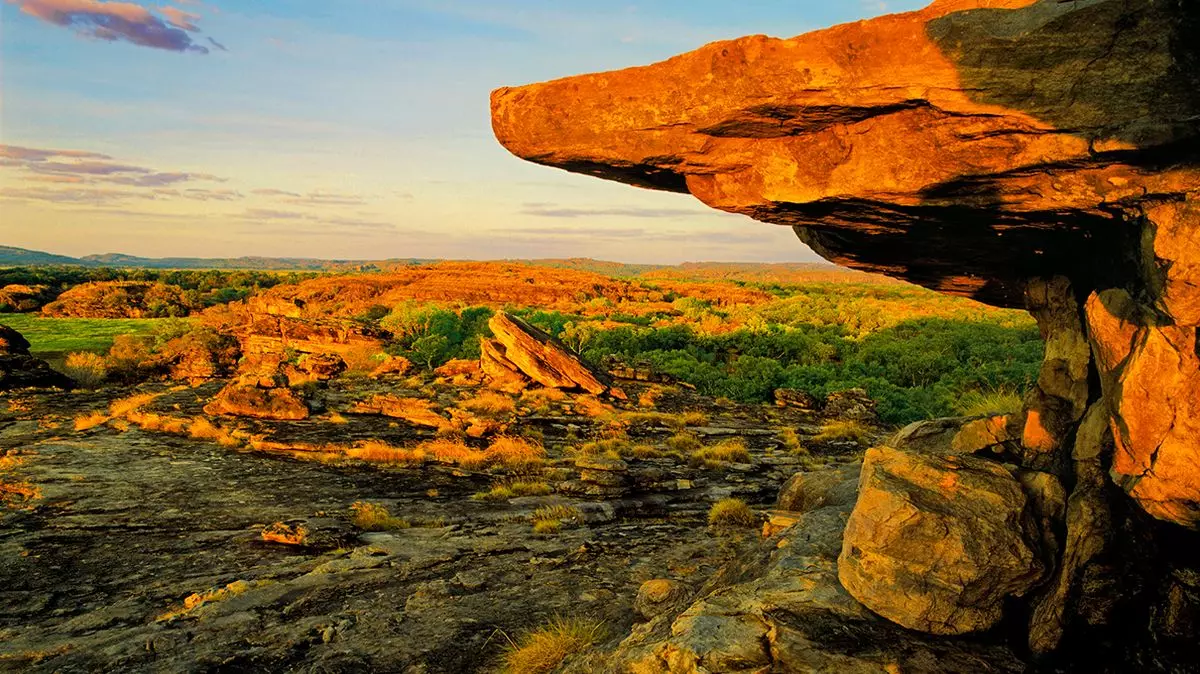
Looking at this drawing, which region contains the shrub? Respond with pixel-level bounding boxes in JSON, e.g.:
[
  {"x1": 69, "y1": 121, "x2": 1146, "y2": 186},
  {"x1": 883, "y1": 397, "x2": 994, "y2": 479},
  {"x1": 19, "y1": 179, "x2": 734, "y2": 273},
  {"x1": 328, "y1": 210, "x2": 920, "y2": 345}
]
[
  {"x1": 261, "y1": 522, "x2": 308, "y2": 545},
  {"x1": 708, "y1": 498, "x2": 757, "y2": 527},
  {"x1": 501, "y1": 616, "x2": 605, "y2": 674},
  {"x1": 349, "y1": 501, "x2": 410, "y2": 531},
  {"x1": 61, "y1": 352, "x2": 107, "y2": 388}
]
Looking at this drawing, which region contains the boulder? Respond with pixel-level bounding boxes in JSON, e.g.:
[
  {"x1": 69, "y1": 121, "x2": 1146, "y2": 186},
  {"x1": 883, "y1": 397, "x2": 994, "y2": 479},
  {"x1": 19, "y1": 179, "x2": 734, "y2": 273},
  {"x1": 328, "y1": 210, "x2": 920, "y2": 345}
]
[
  {"x1": 0, "y1": 324, "x2": 74, "y2": 390},
  {"x1": 633, "y1": 579, "x2": 689, "y2": 621},
  {"x1": 822, "y1": 388, "x2": 877, "y2": 422},
  {"x1": 838, "y1": 445, "x2": 1046, "y2": 635},
  {"x1": 776, "y1": 462, "x2": 860, "y2": 514},
  {"x1": 204, "y1": 378, "x2": 309, "y2": 420},
  {"x1": 348, "y1": 394, "x2": 448, "y2": 429},
  {"x1": 773, "y1": 387, "x2": 819, "y2": 411},
  {"x1": 0, "y1": 284, "x2": 56, "y2": 313},
  {"x1": 479, "y1": 338, "x2": 529, "y2": 391},
  {"x1": 368, "y1": 355, "x2": 411, "y2": 378},
  {"x1": 486, "y1": 312, "x2": 608, "y2": 395}
]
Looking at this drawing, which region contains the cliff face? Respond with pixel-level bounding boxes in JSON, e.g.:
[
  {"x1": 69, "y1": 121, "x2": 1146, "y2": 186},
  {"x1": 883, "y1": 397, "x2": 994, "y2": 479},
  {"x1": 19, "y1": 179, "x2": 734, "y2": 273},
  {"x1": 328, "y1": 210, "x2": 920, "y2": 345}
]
[{"x1": 491, "y1": 0, "x2": 1200, "y2": 660}]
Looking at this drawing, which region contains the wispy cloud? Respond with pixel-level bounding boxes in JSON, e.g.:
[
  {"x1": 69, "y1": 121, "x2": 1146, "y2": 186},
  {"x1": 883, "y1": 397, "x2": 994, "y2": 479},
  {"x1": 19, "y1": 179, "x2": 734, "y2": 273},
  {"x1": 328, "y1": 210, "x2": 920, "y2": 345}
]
[
  {"x1": 0, "y1": 143, "x2": 223, "y2": 188},
  {"x1": 520, "y1": 203, "x2": 734, "y2": 219},
  {"x1": 7, "y1": 0, "x2": 217, "y2": 53}
]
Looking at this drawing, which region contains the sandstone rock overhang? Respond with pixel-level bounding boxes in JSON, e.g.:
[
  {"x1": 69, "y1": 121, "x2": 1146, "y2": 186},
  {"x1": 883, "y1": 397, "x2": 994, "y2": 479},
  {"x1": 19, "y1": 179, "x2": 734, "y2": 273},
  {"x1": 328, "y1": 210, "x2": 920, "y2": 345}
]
[{"x1": 491, "y1": 0, "x2": 1200, "y2": 309}]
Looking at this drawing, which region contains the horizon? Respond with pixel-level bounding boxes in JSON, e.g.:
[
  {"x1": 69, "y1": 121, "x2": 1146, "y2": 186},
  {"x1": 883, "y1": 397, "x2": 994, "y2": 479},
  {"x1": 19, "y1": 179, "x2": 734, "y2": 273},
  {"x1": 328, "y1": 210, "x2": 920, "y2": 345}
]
[{"x1": 0, "y1": 0, "x2": 923, "y2": 264}]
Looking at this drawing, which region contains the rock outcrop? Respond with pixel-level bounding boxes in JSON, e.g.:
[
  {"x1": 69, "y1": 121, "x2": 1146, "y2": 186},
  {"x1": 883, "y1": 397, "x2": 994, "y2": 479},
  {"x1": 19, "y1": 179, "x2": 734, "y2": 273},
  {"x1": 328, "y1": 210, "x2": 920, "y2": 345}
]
[
  {"x1": 481, "y1": 312, "x2": 611, "y2": 395},
  {"x1": 0, "y1": 324, "x2": 74, "y2": 390},
  {"x1": 204, "y1": 375, "x2": 310, "y2": 421},
  {"x1": 0, "y1": 284, "x2": 57, "y2": 313},
  {"x1": 41, "y1": 281, "x2": 196, "y2": 318},
  {"x1": 491, "y1": 0, "x2": 1200, "y2": 662}
]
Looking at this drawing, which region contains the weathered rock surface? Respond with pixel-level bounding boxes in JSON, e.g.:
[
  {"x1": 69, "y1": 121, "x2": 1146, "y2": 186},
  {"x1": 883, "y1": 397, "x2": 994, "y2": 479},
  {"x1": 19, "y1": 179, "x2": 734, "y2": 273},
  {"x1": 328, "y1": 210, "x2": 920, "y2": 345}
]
[
  {"x1": 483, "y1": 312, "x2": 609, "y2": 395},
  {"x1": 838, "y1": 445, "x2": 1046, "y2": 635},
  {"x1": 0, "y1": 324, "x2": 74, "y2": 391}
]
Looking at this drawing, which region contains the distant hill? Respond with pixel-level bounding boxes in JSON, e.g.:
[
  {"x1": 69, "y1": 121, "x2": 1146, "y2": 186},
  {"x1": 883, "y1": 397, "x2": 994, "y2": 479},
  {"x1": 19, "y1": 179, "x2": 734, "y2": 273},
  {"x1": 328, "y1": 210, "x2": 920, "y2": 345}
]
[
  {"x1": 1, "y1": 245, "x2": 879, "y2": 282},
  {"x1": 78, "y1": 253, "x2": 435, "y2": 271},
  {"x1": 0, "y1": 246, "x2": 94, "y2": 267}
]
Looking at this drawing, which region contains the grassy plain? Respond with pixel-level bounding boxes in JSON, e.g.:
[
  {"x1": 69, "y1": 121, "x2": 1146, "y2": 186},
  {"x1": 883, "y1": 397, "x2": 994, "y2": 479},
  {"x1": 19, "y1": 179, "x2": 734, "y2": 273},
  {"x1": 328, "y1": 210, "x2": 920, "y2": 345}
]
[{"x1": 0, "y1": 314, "x2": 169, "y2": 363}]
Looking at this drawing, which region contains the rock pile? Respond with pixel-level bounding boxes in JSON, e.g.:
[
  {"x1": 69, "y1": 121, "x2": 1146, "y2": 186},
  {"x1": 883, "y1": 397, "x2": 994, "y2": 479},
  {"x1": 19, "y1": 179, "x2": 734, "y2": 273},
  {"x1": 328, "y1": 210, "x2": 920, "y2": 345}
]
[{"x1": 480, "y1": 312, "x2": 616, "y2": 396}]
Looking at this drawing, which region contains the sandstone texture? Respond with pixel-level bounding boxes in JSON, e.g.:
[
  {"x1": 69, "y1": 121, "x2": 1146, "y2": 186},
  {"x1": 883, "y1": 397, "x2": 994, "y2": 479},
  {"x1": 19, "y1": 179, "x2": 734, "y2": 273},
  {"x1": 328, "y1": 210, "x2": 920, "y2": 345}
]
[
  {"x1": 0, "y1": 324, "x2": 74, "y2": 391},
  {"x1": 838, "y1": 445, "x2": 1046, "y2": 634},
  {"x1": 482, "y1": 312, "x2": 610, "y2": 395}
]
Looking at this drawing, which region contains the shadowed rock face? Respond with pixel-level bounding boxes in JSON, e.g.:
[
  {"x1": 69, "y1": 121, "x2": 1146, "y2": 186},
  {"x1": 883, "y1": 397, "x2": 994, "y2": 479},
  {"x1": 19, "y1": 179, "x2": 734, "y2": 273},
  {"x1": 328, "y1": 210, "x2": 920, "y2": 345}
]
[{"x1": 492, "y1": 0, "x2": 1199, "y2": 308}]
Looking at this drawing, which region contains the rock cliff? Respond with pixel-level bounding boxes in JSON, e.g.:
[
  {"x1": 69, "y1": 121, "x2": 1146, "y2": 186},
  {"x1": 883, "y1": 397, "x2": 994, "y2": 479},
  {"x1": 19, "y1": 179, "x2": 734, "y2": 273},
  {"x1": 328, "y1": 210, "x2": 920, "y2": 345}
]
[{"x1": 492, "y1": 0, "x2": 1200, "y2": 663}]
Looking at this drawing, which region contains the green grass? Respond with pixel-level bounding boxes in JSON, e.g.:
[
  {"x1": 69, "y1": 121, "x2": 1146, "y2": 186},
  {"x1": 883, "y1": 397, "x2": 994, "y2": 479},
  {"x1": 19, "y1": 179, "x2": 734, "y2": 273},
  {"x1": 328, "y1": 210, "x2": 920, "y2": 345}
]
[{"x1": 0, "y1": 314, "x2": 171, "y2": 363}]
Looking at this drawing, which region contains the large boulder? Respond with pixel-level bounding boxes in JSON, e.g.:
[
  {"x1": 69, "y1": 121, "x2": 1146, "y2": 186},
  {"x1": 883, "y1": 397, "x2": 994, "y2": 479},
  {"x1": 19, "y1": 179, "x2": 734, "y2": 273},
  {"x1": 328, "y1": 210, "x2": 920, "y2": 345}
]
[
  {"x1": 0, "y1": 324, "x2": 74, "y2": 390},
  {"x1": 0, "y1": 284, "x2": 57, "y2": 313},
  {"x1": 838, "y1": 445, "x2": 1048, "y2": 635},
  {"x1": 483, "y1": 312, "x2": 609, "y2": 395}
]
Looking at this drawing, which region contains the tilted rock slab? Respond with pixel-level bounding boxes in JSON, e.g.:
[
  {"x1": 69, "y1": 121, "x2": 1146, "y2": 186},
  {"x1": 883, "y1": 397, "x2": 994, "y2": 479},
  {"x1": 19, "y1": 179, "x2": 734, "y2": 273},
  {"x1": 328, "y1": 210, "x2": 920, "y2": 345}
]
[
  {"x1": 491, "y1": 0, "x2": 1200, "y2": 529},
  {"x1": 485, "y1": 312, "x2": 608, "y2": 395}
]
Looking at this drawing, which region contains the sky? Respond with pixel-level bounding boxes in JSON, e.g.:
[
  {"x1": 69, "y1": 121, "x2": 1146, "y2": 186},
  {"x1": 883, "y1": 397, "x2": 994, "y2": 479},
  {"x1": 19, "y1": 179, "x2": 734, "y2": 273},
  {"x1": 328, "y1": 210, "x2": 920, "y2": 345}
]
[{"x1": 0, "y1": 0, "x2": 923, "y2": 263}]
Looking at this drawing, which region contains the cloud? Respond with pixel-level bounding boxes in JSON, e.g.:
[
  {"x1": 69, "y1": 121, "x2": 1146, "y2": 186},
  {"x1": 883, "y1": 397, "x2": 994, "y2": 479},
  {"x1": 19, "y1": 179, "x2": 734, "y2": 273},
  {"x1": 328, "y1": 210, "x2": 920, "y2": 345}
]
[
  {"x1": 8, "y1": 0, "x2": 215, "y2": 53},
  {"x1": 1, "y1": 144, "x2": 224, "y2": 189},
  {"x1": 520, "y1": 203, "x2": 735, "y2": 219},
  {"x1": 0, "y1": 185, "x2": 147, "y2": 205},
  {"x1": 251, "y1": 187, "x2": 368, "y2": 207}
]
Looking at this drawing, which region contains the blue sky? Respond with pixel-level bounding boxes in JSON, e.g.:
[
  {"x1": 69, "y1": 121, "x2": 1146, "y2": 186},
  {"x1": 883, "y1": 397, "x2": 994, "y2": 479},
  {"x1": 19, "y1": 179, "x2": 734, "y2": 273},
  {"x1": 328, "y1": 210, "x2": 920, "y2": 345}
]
[{"x1": 0, "y1": 0, "x2": 922, "y2": 262}]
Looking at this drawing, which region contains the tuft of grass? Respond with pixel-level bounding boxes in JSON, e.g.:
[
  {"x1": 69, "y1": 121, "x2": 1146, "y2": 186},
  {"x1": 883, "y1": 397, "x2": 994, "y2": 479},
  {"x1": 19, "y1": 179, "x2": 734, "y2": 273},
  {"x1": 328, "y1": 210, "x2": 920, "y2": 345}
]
[
  {"x1": 109, "y1": 392, "x2": 160, "y2": 417},
  {"x1": 61, "y1": 352, "x2": 107, "y2": 388},
  {"x1": 814, "y1": 420, "x2": 871, "y2": 445},
  {"x1": 349, "y1": 501, "x2": 410, "y2": 531},
  {"x1": 956, "y1": 389, "x2": 1024, "y2": 417},
  {"x1": 484, "y1": 436, "x2": 545, "y2": 469},
  {"x1": 665, "y1": 431, "x2": 703, "y2": 454},
  {"x1": 501, "y1": 616, "x2": 606, "y2": 674},
  {"x1": 473, "y1": 480, "x2": 551, "y2": 502},
  {"x1": 708, "y1": 498, "x2": 757, "y2": 528},
  {"x1": 73, "y1": 411, "x2": 109, "y2": 431},
  {"x1": 690, "y1": 438, "x2": 750, "y2": 467},
  {"x1": 532, "y1": 504, "x2": 581, "y2": 533},
  {"x1": 778, "y1": 428, "x2": 807, "y2": 454},
  {"x1": 460, "y1": 391, "x2": 517, "y2": 418},
  {"x1": 186, "y1": 416, "x2": 242, "y2": 447}
]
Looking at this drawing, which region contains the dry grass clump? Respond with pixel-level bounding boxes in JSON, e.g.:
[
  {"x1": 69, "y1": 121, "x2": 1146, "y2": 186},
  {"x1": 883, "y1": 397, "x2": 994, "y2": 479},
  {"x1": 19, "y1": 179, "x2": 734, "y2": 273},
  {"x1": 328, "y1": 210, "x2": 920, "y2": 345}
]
[
  {"x1": 125, "y1": 410, "x2": 191, "y2": 435},
  {"x1": 484, "y1": 435, "x2": 545, "y2": 469},
  {"x1": 261, "y1": 522, "x2": 308, "y2": 545},
  {"x1": 708, "y1": 498, "x2": 757, "y2": 528},
  {"x1": 473, "y1": 479, "x2": 553, "y2": 502},
  {"x1": 572, "y1": 396, "x2": 614, "y2": 418},
  {"x1": 957, "y1": 389, "x2": 1024, "y2": 417},
  {"x1": 673, "y1": 410, "x2": 709, "y2": 429},
  {"x1": 778, "y1": 428, "x2": 807, "y2": 454},
  {"x1": 73, "y1": 411, "x2": 109, "y2": 431},
  {"x1": 346, "y1": 440, "x2": 426, "y2": 464},
  {"x1": 814, "y1": 420, "x2": 871, "y2": 445},
  {"x1": 576, "y1": 436, "x2": 632, "y2": 459},
  {"x1": 187, "y1": 416, "x2": 242, "y2": 447},
  {"x1": 61, "y1": 352, "x2": 107, "y2": 388},
  {"x1": 109, "y1": 392, "x2": 161, "y2": 417},
  {"x1": 349, "y1": 501, "x2": 411, "y2": 531},
  {"x1": 690, "y1": 438, "x2": 751, "y2": 467},
  {"x1": 501, "y1": 616, "x2": 606, "y2": 674},
  {"x1": 532, "y1": 504, "x2": 581, "y2": 533},
  {"x1": 460, "y1": 391, "x2": 517, "y2": 418},
  {"x1": 520, "y1": 387, "x2": 567, "y2": 414},
  {"x1": 665, "y1": 431, "x2": 703, "y2": 454}
]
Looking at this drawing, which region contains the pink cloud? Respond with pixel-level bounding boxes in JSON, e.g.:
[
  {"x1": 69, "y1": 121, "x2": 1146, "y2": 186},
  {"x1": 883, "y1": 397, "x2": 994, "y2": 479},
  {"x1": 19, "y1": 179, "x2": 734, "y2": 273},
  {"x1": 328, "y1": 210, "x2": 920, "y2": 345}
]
[{"x1": 7, "y1": 0, "x2": 215, "y2": 53}]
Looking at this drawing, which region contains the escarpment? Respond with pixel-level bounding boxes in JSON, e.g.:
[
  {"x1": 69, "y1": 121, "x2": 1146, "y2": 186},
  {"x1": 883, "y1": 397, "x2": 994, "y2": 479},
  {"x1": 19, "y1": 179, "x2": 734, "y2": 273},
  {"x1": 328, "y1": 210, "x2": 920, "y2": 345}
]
[{"x1": 492, "y1": 0, "x2": 1200, "y2": 665}]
